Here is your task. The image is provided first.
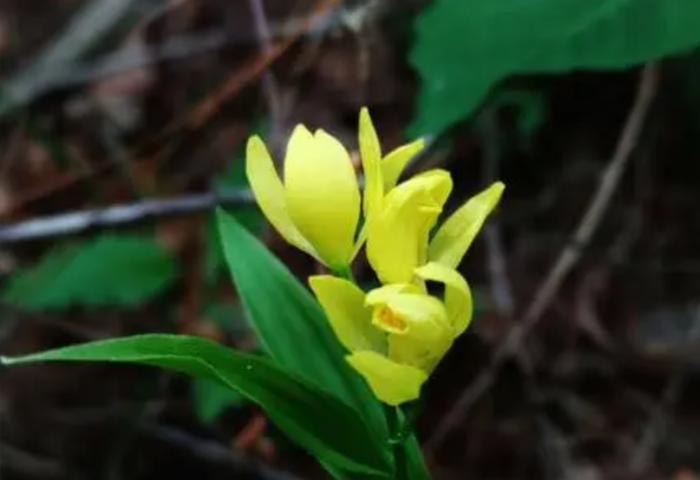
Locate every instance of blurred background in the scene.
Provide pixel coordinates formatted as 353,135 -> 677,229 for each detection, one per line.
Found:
1,1 -> 700,479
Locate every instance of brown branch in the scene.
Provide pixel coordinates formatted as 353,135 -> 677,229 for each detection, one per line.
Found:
2,0 -> 337,216
480,108 -> 515,316
247,0 -> 285,150
0,189 -> 252,243
627,306 -> 700,473
184,0 -> 335,131
426,63 -> 661,454
142,423 -> 300,480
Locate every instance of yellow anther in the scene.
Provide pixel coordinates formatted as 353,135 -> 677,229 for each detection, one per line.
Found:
375,306 -> 407,333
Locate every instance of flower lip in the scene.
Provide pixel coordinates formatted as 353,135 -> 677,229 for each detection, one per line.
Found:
372,305 -> 408,334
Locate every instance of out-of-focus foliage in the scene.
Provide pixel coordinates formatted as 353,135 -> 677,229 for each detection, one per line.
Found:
410,0 -> 700,135
490,89 -> 547,140
202,300 -> 250,336
213,152 -> 264,234
0,334 -> 391,477
2,235 -> 177,309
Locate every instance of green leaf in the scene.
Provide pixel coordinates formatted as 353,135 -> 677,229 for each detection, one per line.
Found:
204,214 -> 229,285
216,210 -> 392,472
405,435 -> 431,480
192,378 -> 244,422
410,0 -> 700,135
3,235 -> 177,310
0,334 -> 391,477
490,90 -> 547,139
323,437 -> 430,480
681,52 -> 700,134
206,148 -> 265,285
202,300 -> 250,336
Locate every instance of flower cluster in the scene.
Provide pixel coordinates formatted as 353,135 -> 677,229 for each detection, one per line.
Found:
246,108 -> 503,405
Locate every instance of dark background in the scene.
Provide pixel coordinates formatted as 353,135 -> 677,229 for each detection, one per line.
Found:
1,1 -> 700,479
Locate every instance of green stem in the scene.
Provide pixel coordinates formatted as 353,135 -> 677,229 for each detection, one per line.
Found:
384,404 -> 408,480
334,264 -> 356,282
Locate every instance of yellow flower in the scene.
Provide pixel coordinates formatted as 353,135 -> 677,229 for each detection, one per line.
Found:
246,108 -> 425,272
358,108 -> 426,230
246,125 -> 360,271
309,262 -> 472,405
366,169 -> 453,284
367,177 -> 505,284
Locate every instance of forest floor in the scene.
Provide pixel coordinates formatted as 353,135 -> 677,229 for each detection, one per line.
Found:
1,1 -> 700,479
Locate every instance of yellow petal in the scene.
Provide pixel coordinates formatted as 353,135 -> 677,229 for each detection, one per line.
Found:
353,110 -> 425,258
245,135 -> 317,258
346,351 -> 427,406
412,170 -> 454,266
385,295 -> 452,372
365,282 -> 422,303
284,126 -> 361,270
381,138 -> 425,191
366,170 -> 453,284
359,107 -> 384,220
309,275 -> 385,353
372,291 -> 448,333
415,262 -> 473,334
428,181 -> 505,268
366,285 -> 452,372
364,284 -> 423,335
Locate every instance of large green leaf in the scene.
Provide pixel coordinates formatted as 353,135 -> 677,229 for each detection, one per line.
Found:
410,0 -> 700,135
216,211 -> 387,435
0,334 -> 391,477
2,235 -> 177,309
192,378 -> 243,422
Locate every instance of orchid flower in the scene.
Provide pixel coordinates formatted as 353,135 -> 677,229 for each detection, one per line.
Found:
246,108 -> 425,273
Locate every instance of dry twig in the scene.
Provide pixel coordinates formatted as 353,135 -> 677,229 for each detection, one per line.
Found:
426,63 -> 660,453
142,423 -> 300,480
0,0 -> 148,114
0,441 -> 64,478
248,0 -> 285,147
2,0 -> 337,217
627,305 -> 700,474
480,108 -> 516,316
0,189 -> 252,243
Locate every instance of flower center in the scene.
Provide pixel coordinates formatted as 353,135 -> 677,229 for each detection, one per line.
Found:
374,305 -> 408,334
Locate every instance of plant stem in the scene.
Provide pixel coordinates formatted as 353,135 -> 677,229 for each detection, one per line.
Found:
334,265 -> 356,283
384,404 -> 407,480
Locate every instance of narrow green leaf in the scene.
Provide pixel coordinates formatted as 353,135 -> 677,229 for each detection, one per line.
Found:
216,210 -> 388,442
206,152 -> 265,284
192,378 -> 243,422
0,334 -> 391,477
3,235 -> 177,309
405,435 -> 431,480
410,0 -> 700,135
